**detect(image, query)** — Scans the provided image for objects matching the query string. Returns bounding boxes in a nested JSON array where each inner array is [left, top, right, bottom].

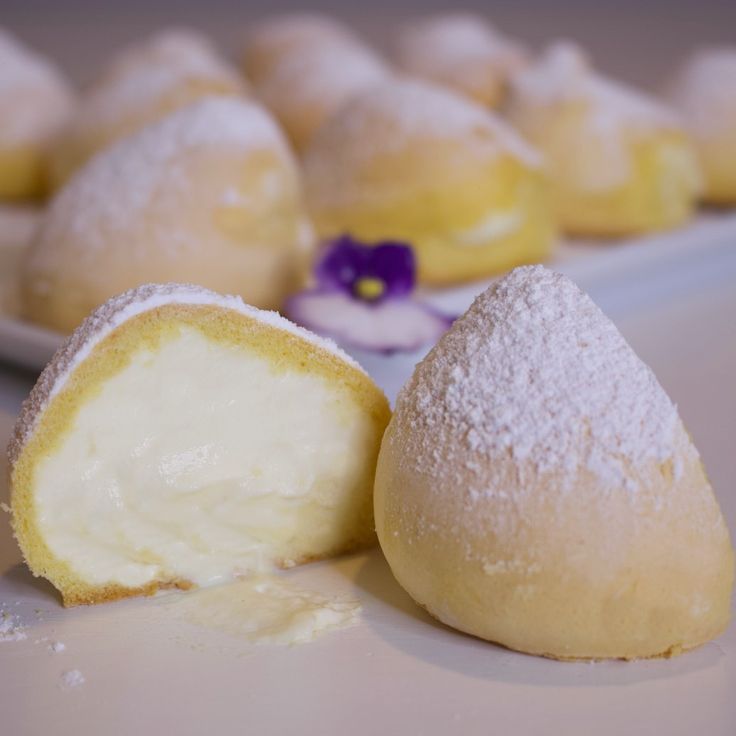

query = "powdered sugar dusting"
[[257, 41, 389, 115], [40, 96, 290, 256], [73, 44, 243, 135], [307, 77, 540, 175], [0, 608, 27, 642], [397, 265, 688, 493], [8, 282, 363, 469], [510, 42, 679, 134], [60, 669, 85, 689]]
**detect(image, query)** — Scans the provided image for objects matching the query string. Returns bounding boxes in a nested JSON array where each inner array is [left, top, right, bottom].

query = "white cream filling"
[[35, 327, 377, 589], [164, 575, 360, 645], [452, 208, 522, 246]]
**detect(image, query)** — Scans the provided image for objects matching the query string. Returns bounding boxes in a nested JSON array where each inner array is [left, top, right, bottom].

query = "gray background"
[[3, 0, 735, 89]]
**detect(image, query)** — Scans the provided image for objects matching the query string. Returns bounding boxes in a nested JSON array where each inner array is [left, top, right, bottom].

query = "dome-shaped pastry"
[[24, 97, 313, 332], [303, 78, 553, 286], [375, 265, 733, 660]]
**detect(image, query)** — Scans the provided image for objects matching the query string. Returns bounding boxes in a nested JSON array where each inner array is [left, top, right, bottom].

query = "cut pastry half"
[[9, 283, 390, 606]]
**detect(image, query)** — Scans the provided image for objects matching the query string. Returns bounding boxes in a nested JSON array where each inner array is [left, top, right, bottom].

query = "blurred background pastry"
[[241, 12, 359, 85], [0, 28, 74, 201], [254, 40, 390, 153], [0, 205, 43, 317], [303, 78, 553, 286], [394, 12, 527, 109], [505, 42, 702, 236], [23, 97, 313, 333], [667, 48, 736, 206], [50, 28, 246, 187], [100, 26, 229, 85]]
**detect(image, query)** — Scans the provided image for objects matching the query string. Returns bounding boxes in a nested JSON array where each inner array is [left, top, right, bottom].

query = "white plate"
[[0, 253, 734, 735]]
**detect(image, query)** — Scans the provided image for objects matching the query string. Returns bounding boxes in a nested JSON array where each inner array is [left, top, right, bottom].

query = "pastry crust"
[[10, 283, 390, 606], [374, 266, 734, 660]]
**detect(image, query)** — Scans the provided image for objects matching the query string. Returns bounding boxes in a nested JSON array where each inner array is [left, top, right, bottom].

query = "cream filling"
[[163, 575, 360, 645], [451, 208, 522, 246], [34, 327, 376, 589]]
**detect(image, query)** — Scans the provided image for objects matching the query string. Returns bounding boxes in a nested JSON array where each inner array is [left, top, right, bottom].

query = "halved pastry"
[[10, 283, 390, 606]]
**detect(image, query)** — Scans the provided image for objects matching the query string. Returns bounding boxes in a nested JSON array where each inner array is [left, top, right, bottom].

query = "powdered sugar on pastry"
[[75, 49, 244, 135], [510, 42, 679, 135], [39, 96, 292, 257], [312, 77, 541, 171], [398, 265, 690, 493], [506, 42, 689, 193], [258, 42, 388, 117]]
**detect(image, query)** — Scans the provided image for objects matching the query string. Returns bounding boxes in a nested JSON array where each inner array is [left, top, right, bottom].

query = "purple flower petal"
[[314, 235, 367, 294], [286, 290, 453, 354], [314, 234, 416, 303], [370, 243, 415, 299]]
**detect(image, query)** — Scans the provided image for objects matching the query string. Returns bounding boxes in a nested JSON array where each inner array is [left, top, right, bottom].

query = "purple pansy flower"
[[287, 235, 454, 354]]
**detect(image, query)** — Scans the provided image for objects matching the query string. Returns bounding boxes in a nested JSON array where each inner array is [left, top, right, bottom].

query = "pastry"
[[241, 13, 358, 84], [10, 282, 390, 606], [667, 48, 736, 204], [375, 265, 733, 660], [505, 43, 702, 236], [100, 27, 230, 85], [50, 29, 245, 187], [0, 205, 42, 316], [23, 96, 313, 333], [395, 13, 527, 108], [0, 28, 74, 200], [255, 41, 390, 153], [303, 78, 553, 286]]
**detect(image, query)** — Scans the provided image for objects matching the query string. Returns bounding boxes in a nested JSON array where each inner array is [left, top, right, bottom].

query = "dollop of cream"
[[164, 574, 360, 645]]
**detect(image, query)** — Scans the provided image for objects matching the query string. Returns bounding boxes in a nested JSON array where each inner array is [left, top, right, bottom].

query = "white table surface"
[[1, 252, 735, 735]]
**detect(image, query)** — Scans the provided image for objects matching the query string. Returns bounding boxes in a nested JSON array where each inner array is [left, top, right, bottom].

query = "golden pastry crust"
[[10, 284, 390, 607]]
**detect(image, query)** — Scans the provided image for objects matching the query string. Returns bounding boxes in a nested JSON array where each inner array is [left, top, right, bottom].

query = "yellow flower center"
[[353, 277, 385, 301]]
